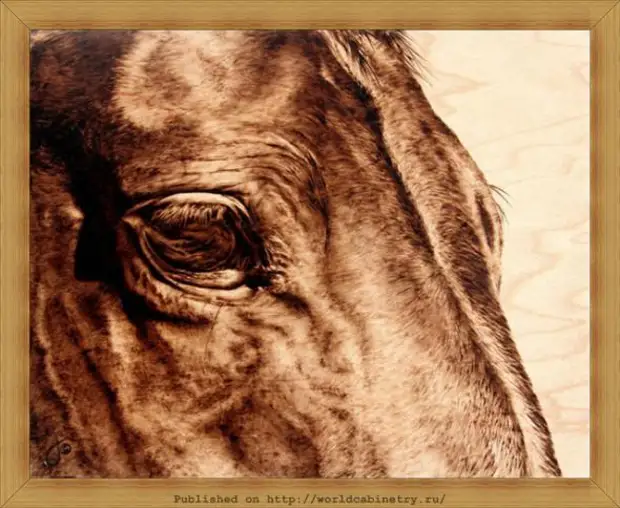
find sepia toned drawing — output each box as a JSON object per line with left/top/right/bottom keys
{"left": 29, "top": 30, "right": 561, "bottom": 478}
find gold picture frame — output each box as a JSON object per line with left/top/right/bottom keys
{"left": 1, "top": 1, "right": 617, "bottom": 507}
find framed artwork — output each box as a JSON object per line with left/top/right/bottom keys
{"left": 1, "top": 1, "right": 618, "bottom": 508}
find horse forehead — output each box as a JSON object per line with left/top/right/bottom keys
{"left": 113, "top": 31, "right": 312, "bottom": 132}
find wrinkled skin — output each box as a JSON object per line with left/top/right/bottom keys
{"left": 30, "top": 30, "right": 561, "bottom": 478}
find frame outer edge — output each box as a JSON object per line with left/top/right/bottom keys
{"left": 0, "top": 1, "right": 617, "bottom": 507}
{"left": 591, "top": 2, "right": 620, "bottom": 506}
{"left": 0, "top": 0, "right": 618, "bottom": 29}
{"left": 0, "top": 1, "right": 30, "bottom": 507}
{"left": 2, "top": 478, "right": 618, "bottom": 508}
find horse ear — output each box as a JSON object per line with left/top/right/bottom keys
{"left": 319, "top": 31, "right": 562, "bottom": 478}
{"left": 318, "top": 30, "right": 504, "bottom": 293}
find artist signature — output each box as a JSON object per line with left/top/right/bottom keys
{"left": 42, "top": 436, "right": 73, "bottom": 469}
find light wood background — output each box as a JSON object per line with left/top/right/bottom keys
{"left": 414, "top": 30, "right": 590, "bottom": 478}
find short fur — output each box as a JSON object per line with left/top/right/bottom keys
{"left": 30, "top": 30, "right": 561, "bottom": 478}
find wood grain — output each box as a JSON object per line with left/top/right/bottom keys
{"left": 591, "top": 4, "right": 620, "bottom": 506}
{"left": 0, "top": 3, "right": 29, "bottom": 507}
{"left": 1, "top": 0, "right": 618, "bottom": 29}
{"left": 0, "top": 0, "right": 619, "bottom": 507}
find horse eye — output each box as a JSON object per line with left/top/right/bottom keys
{"left": 145, "top": 202, "right": 264, "bottom": 273}
{"left": 120, "top": 194, "right": 268, "bottom": 291}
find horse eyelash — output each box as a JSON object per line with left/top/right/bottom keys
{"left": 150, "top": 203, "right": 227, "bottom": 229}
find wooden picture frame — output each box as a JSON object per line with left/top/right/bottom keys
{"left": 1, "top": 1, "right": 617, "bottom": 507}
